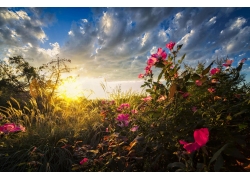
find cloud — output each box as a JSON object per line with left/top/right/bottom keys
{"left": 1, "top": 7, "right": 250, "bottom": 84}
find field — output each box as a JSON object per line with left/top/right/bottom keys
{"left": 0, "top": 42, "right": 250, "bottom": 172}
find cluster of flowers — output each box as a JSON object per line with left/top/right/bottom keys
{"left": 0, "top": 123, "right": 26, "bottom": 134}
{"left": 138, "top": 41, "right": 176, "bottom": 79}
{"left": 116, "top": 103, "right": 138, "bottom": 132}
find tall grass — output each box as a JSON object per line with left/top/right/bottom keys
{"left": 0, "top": 86, "right": 145, "bottom": 171}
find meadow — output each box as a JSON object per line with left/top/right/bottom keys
{"left": 0, "top": 42, "right": 249, "bottom": 172}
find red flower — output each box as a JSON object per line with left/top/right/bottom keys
{"left": 223, "top": 59, "right": 233, "bottom": 67}
{"left": 208, "top": 87, "right": 216, "bottom": 93}
{"left": 166, "top": 41, "right": 176, "bottom": 50}
{"left": 80, "top": 158, "right": 88, "bottom": 165}
{"left": 195, "top": 80, "right": 202, "bottom": 86}
{"left": 210, "top": 68, "right": 220, "bottom": 75}
{"left": 179, "top": 128, "right": 209, "bottom": 153}
{"left": 138, "top": 73, "right": 144, "bottom": 78}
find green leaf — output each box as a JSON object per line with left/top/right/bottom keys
{"left": 214, "top": 154, "right": 224, "bottom": 172}
{"left": 177, "top": 54, "right": 186, "bottom": 64}
{"left": 233, "top": 109, "right": 248, "bottom": 117}
{"left": 191, "top": 73, "right": 201, "bottom": 81}
{"left": 157, "top": 70, "right": 164, "bottom": 82}
{"left": 177, "top": 44, "right": 183, "bottom": 51}
{"left": 238, "top": 123, "right": 248, "bottom": 130}
{"left": 209, "top": 143, "right": 230, "bottom": 164}
{"left": 202, "top": 61, "right": 214, "bottom": 75}
{"left": 226, "top": 115, "right": 232, "bottom": 121}
{"left": 224, "top": 147, "right": 245, "bottom": 159}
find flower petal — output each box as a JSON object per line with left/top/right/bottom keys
{"left": 194, "top": 128, "right": 209, "bottom": 147}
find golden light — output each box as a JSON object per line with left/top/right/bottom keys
{"left": 56, "top": 77, "right": 84, "bottom": 101}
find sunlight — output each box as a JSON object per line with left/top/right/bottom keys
{"left": 56, "top": 77, "right": 84, "bottom": 101}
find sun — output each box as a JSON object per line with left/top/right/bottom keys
{"left": 56, "top": 77, "right": 84, "bottom": 101}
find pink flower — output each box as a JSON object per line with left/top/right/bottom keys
{"left": 130, "top": 125, "right": 139, "bottom": 132}
{"left": 179, "top": 128, "right": 209, "bottom": 153}
{"left": 145, "top": 65, "right": 152, "bottom": 75}
{"left": 166, "top": 41, "right": 176, "bottom": 50}
{"left": 80, "top": 158, "right": 88, "bottom": 165}
{"left": 192, "top": 106, "right": 197, "bottom": 112}
{"left": 118, "top": 103, "right": 130, "bottom": 110}
{"left": 195, "top": 80, "right": 202, "bottom": 86}
{"left": 210, "top": 68, "right": 220, "bottom": 75}
{"left": 131, "top": 109, "right": 138, "bottom": 114}
{"left": 117, "top": 114, "right": 129, "bottom": 121}
{"left": 106, "top": 128, "right": 109, "bottom": 132}
{"left": 151, "top": 48, "right": 167, "bottom": 60}
{"left": 182, "top": 92, "right": 189, "bottom": 98}
{"left": 141, "top": 96, "right": 152, "bottom": 102}
{"left": 116, "top": 114, "right": 130, "bottom": 127}
{"left": 208, "top": 88, "right": 216, "bottom": 93}
{"left": 0, "top": 123, "right": 25, "bottom": 134}
{"left": 147, "top": 57, "right": 157, "bottom": 66}
{"left": 138, "top": 73, "right": 144, "bottom": 78}
{"left": 223, "top": 59, "right": 233, "bottom": 67}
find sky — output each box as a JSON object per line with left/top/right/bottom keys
{"left": 1, "top": 1, "right": 250, "bottom": 99}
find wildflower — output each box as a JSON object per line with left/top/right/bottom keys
{"left": 208, "top": 88, "right": 216, "bottom": 93}
{"left": 0, "top": 123, "right": 25, "bottom": 134}
{"left": 147, "top": 57, "right": 157, "bottom": 66}
{"left": 118, "top": 103, "right": 130, "bottom": 110}
{"left": 210, "top": 68, "right": 220, "bottom": 75}
{"left": 223, "top": 59, "right": 233, "bottom": 67}
{"left": 182, "top": 92, "right": 189, "bottom": 98}
{"left": 117, "top": 114, "right": 129, "bottom": 121}
{"left": 141, "top": 96, "right": 152, "bottom": 101}
{"left": 138, "top": 73, "right": 144, "bottom": 78}
{"left": 166, "top": 41, "right": 176, "bottom": 51}
{"left": 145, "top": 65, "right": 152, "bottom": 75}
{"left": 192, "top": 106, "right": 197, "bottom": 112}
{"left": 131, "top": 109, "right": 138, "bottom": 114}
{"left": 152, "top": 48, "right": 167, "bottom": 60}
{"left": 130, "top": 125, "right": 139, "bottom": 132}
{"left": 116, "top": 114, "right": 130, "bottom": 127}
{"left": 195, "top": 80, "right": 202, "bottom": 86}
{"left": 179, "top": 128, "right": 209, "bottom": 153}
{"left": 80, "top": 158, "right": 88, "bottom": 165}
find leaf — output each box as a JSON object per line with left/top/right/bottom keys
{"left": 214, "top": 154, "right": 224, "bottom": 172}
{"left": 177, "top": 44, "right": 183, "bottom": 51}
{"left": 233, "top": 109, "right": 248, "bottom": 117}
{"left": 167, "top": 162, "right": 185, "bottom": 170}
{"left": 226, "top": 115, "right": 232, "bottom": 121}
{"left": 209, "top": 143, "right": 230, "bottom": 164}
{"left": 200, "top": 76, "right": 207, "bottom": 83}
{"left": 168, "top": 83, "right": 177, "bottom": 99}
{"left": 236, "top": 62, "right": 243, "bottom": 72}
{"left": 202, "top": 61, "right": 214, "bottom": 75}
{"left": 191, "top": 73, "right": 201, "bottom": 81}
{"left": 157, "top": 70, "right": 164, "bottom": 82}
{"left": 178, "top": 54, "right": 186, "bottom": 64}
{"left": 224, "top": 147, "right": 245, "bottom": 159}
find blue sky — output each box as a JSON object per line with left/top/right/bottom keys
{"left": 1, "top": 2, "right": 250, "bottom": 99}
